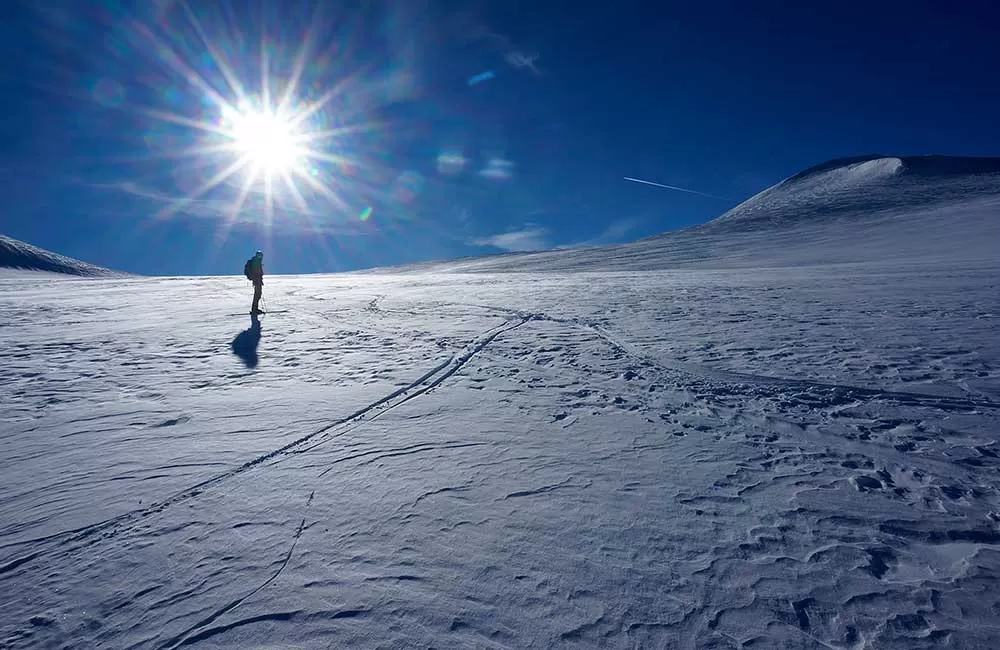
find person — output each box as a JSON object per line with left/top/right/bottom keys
{"left": 244, "top": 250, "right": 264, "bottom": 314}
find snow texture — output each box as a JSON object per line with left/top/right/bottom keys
{"left": 2, "top": 156, "right": 1000, "bottom": 649}
{"left": 0, "top": 235, "right": 118, "bottom": 277}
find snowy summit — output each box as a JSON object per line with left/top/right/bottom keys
{"left": 0, "top": 235, "right": 118, "bottom": 277}
{"left": 2, "top": 155, "right": 1000, "bottom": 649}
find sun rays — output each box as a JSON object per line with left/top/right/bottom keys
{"left": 76, "top": 0, "right": 515, "bottom": 271}
{"left": 123, "top": 0, "right": 384, "bottom": 246}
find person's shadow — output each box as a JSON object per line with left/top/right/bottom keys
{"left": 231, "top": 313, "right": 261, "bottom": 368}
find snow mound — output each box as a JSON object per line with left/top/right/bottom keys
{"left": 0, "top": 235, "right": 118, "bottom": 277}
{"left": 706, "top": 154, "right": 1000, "bottom": 232}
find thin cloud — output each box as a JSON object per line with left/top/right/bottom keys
{"left": 479, "top": 158, "right": 514, "bottom": 180}
{"left": 505, "top": 50, "right": 541, "bottom": 75}
{"left": 467, "top": 70, "right": 496, "bottom": 86}
{"left": 484, "top": 31, "right": 540, "bottom": 74}
{"left": 472, "top": 226, "right": 550, "bottom": 252}
{"left": 588, "top": 217, "right": 641, "bottom": 246}
{"left": 454, "top": 14, "right": 542, "bottom": 76}
{"left": 561, "top": 218, "right": 641, "bottom": 249}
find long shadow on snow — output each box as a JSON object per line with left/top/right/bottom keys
{"left": 231, "top": 313, "right": 261, "bottom": 368}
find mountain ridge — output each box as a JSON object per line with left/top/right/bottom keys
{"left": 403, "top": 153, "right": 1000, "bottom": 273}
{"left": 702, "top": 154, "right": 1000, "bottom": 233}
{"left": 0, "top": 235, "right": 119, "bottom": 277}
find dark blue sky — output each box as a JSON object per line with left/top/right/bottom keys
{"left": 1, "top": 0, "right": 998, "bottom": 275}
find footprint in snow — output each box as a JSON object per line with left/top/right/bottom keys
{"left": 853, "top": 475, "right": 884, "bottom": 491}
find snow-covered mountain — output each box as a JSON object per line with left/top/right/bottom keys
{"left": 2, "top": 156, "right": 999, "bottom": 649}
{"left": 410, "top": 155, "right": 1000, "bottom": 272}
{"left": 0, "top": 235, "right": 118, "bottom": 276}
{"left": 705, "top": 154, "right": 1000, "bottom": 231}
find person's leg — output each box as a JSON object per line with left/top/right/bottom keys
{"left": 251, "top": 281, "right": 262, "bottom": 313}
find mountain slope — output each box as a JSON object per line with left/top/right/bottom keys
{"left": 415, "top": 155, "right": 1000, "bottom": 273}
{"left": 705, "top": 154, "right": 1000, "bottom": 232}
{"left": 0, "top": 235, "right": 118, "bottom": 276}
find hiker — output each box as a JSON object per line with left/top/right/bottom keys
{"left": 244, "top": 250, "right": 264, "bottom": 314}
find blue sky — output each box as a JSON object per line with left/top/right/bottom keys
{"left": 1, "top": 0, "right": 998, "bottom": 276}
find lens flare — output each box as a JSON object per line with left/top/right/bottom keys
{"left": 104, "top": 1, "right": 397, "bottom": 248}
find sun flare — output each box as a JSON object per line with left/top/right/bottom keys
{"left": 223, "top": 106, "right": 303, "bottom": 174}
{"left": 123, "top": 4, "right": 378, "bottom": 235}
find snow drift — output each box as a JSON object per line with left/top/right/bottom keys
{"left": 0, "top": 235, "right": 118, "bottom": 276}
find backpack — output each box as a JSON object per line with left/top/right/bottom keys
{"left": 244, "top": 258, "right": 253, "bottom": 280}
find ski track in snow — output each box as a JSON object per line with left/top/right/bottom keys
{"left": 1, "top": 262, "right": 1000, "bottom": 649}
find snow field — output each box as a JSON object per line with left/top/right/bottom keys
{"left": 2, "top": 265, "right": 999, "bottom": 649}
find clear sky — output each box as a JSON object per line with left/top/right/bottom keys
{"left": 1, "top": 0, "right": 998, "bottom": 276}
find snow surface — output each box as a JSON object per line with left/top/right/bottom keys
{"left": 2, "top": 156, "right": 1000, "bottom": 649}
{"left": 0, "top": 235, "right": 118, "bottom": 277}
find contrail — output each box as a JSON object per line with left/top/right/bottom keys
{"left": 624, "top": 176, "right": 735, "bottom": 201}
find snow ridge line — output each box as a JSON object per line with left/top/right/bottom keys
{"left": 316, "top": 441, "right": 488, "bottom": 477}
{"left": 0, "top": 316, "right": 530, "bottom": 565}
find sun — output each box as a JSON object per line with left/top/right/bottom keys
{"left": 223, "top": 105, "right": 304, "bottom": 174}
{"left": 125, "top": 6, "right": 375, "bottom": 234}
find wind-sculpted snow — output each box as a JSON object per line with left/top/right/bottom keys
{"left": 0, "top": 235, "right": 119, "bottom": 277}
{"left": 1, "top": 255, "right": 999, "bottom": 648}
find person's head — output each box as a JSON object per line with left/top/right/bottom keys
{"left": 255, "top": 250, "right": 263, "bottom": 259}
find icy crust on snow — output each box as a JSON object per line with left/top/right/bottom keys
{"left": 0, "top": 235, "right": 119, "bottom": 277}
{"left": 1, "top": 261, "right": 999, "bottom": 649}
